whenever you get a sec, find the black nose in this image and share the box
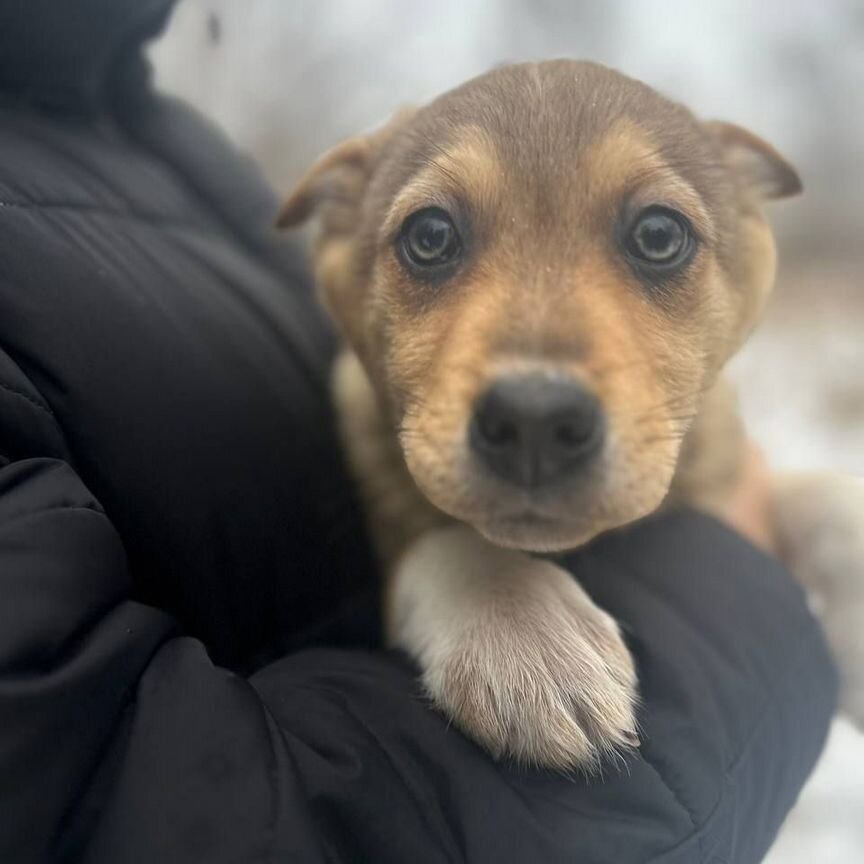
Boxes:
[470,375,604,487]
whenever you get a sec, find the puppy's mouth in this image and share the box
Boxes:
[465,373,614,548]
[481,517,584,551]
[398,364,699,555]
[400,369,683,551]
[470,501,612,552]
[406,434,619,552]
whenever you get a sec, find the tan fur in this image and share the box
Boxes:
[275,61,848,770]
[381,126,501,241]
[331,351,443,565]
[668,377,747,513]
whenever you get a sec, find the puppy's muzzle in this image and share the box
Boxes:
[470,375,605,488]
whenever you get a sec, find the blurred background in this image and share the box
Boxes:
[150,2,863,860]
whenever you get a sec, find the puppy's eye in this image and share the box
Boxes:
[400,208,461,269]
[626,207,691,266]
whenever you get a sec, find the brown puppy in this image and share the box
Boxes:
[278,60,818,770]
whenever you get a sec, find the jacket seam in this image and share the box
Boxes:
[585,549,704,831]
[52,635,182,860]
[645,623,819,864]
[0,504,104,530]
[0,377,57,422]
[245,685,285,864]
[268,679,462,864]
[0,197,204,233]
[334,689,462,864]
[588,544,824,863]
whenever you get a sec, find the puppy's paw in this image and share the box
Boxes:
[390,526,638,771]
[774,474,864,727]
[426,586,639,770]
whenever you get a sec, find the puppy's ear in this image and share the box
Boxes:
[276,137,372,228]
[276,108,415,229]
[705,121,802,200]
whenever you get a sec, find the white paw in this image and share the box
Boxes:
[774,474,864,727]
[389,526,639,770]
[423,587,639,770]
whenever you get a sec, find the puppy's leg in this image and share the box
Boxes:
[772,474,864,725]
[390,525,639,770]
[671,379,864,725]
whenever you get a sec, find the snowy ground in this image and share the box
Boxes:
[765,720,864,863]
[731,263,864,863]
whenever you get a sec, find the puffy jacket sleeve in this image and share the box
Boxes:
[0,453,836,864]
[0,457,322,862]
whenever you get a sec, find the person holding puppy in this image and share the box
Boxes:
[0,2,836,863]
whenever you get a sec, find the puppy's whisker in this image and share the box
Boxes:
[639,432,690,448]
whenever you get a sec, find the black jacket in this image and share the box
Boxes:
[0,2,836,862]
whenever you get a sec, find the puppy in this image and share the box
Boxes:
[278,60,863,770]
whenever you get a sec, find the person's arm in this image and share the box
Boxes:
[0,452,835,863]
[0,457,177,861]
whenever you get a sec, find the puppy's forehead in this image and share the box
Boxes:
[380,61,725,220]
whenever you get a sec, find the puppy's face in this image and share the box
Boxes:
[280,61,800,551]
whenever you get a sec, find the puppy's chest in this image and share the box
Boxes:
[666,376,746,514]
[331,350,447,566]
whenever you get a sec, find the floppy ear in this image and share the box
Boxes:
[276,108,416,229]
[705,121,802,200]
[276,137,373,228]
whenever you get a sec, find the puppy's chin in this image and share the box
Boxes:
[408,468,650,553]
[470,514,610,553]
